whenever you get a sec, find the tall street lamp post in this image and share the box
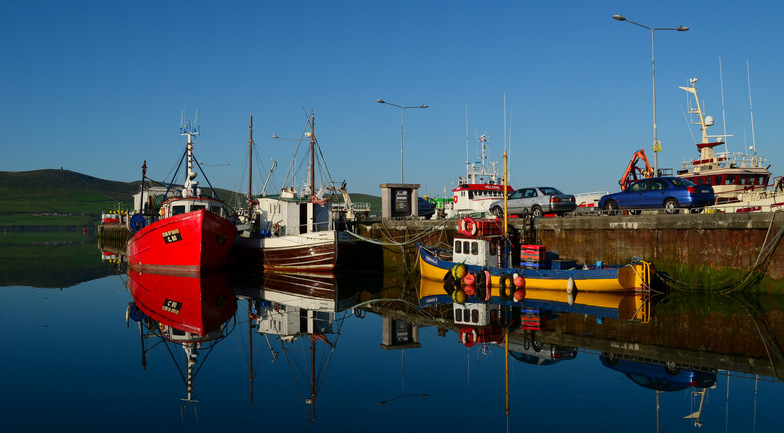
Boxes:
[613,14,688,177]
[199,161,230,188]
[377,99,428,183]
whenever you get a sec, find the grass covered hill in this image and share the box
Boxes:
[0,169,383,226]
[0,169,137,215]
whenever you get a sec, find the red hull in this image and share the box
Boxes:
[127,209,236,272]
[127,269,237,336]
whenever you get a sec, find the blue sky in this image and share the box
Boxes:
[2,1,783,197]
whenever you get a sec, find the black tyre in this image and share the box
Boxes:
[604,200,619,211]
[664,198,680,214]
[491,206,504,217]
[532,205,544,217]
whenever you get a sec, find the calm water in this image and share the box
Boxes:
[1,235,783,432]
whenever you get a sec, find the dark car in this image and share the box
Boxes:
[490,187,577,217]
[598,177,715,214]
[600,355,717,392]
[417,197,435,218]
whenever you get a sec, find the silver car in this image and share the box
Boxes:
[490,187,577,217]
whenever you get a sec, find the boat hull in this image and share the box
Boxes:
[127,269,237,337]
[127,209,236,272]
[235,230,381,273]
[418,246,650,293]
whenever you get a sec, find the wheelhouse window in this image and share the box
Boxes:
[172,205,186,215]
[455,241,462,254]
[471,242,478,255]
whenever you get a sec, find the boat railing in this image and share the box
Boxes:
[681,151,768,170]
[332,202,370,212]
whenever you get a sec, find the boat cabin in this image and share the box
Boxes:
[255,194,333,237]
[453,234,506,268]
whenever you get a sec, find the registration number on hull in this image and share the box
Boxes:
[162,229,182,244]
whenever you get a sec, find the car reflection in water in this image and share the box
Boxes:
[600,355,717,392]
[506,338,578,366]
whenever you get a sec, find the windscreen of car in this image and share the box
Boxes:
[509,190,525,200]
[538,187,563,195]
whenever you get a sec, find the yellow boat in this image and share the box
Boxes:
[419,277,650,322]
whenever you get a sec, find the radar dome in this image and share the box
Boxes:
[704,115,714,127]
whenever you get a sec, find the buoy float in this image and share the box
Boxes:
[499,273,514,301]
[513,273,526,289]
[464,284,476,296]
[513,288,525,302]
[452,263,467,280]
[463,272,476,285]
[452,289,467,304]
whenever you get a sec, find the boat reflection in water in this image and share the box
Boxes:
[125,268,238,414]
[235,271,364,425]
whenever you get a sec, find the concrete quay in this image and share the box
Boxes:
[362,211,784,293]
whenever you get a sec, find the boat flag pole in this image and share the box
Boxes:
[503,151,509,265]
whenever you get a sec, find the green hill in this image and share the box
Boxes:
[0,169,383,227]
[0,169,135,215]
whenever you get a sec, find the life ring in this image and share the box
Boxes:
[460,217,477,236]
[499,273,514,301]
[460,328,479,347]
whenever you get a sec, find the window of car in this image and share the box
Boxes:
[509,190,524,200]
[524,189,537,198]
[628,181,649,192]
[670,178,696,187]
[539,187,562,195]
[651,180,667,190]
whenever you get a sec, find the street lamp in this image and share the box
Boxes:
[273,133,303,190]
[613,14,688,177]
[377,99,428,183]
[198,161,230,188]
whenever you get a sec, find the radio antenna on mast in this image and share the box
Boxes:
[719,57,728,155]
[747,59,757,155]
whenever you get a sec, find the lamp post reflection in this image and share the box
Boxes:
[378,349,429,405]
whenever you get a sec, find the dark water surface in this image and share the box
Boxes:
[1,236,783,432]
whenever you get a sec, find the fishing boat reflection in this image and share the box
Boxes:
[125,269,237,414]
[236,272,361,425]
[419,276,652,326]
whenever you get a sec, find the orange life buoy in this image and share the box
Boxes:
[460,328,478,347]
[461,217,477,236]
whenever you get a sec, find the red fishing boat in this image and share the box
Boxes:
[127,119,237,272]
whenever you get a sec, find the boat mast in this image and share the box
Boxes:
[309,112,315,199]
[180,119,199,193]
[248,114,253,221]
